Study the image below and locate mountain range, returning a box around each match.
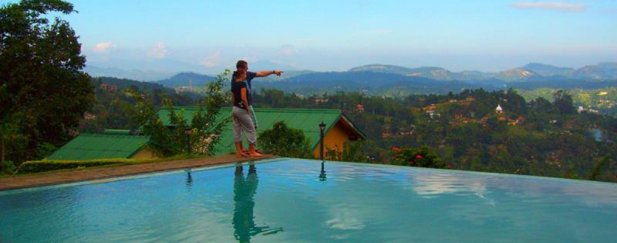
[88,62,617,95]
[348,62,617,82]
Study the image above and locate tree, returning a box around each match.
[0,113,24,172]
[553,90,576,115]
[529,97,554,113]
[0,0,94,163]
[258,121,311,158]
[341,141,369,162]
[131,71,231,156]
[588,156,611,181]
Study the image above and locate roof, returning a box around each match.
[47,134,150,160]
[157,107,366,155]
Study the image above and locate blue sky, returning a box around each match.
[5,0,617,74]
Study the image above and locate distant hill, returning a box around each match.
[94,76,173,93]
[155,72,216,88]
[255,71,499,95]
[574,63,617,80]
[523,63,574,77]
[88,62,617,96]
[261,62,617,95]
[508,80,617,90]
[453,70,497,82]
[349,64,417,75]
[348,62,617,83]
[94,76,205,102]
[85,65,173,81]
[350,65,455,80]
[497,67,539,82]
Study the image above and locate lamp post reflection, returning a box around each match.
[185,168,192,187]
[319,162,327,181]
[233,163,283,242]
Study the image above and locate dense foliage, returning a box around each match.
[129,71,231,156]
[518,87,617,117]
[80,77,194,133]
[42,70,617,182]
[258,121,312,158]
[0,0,94,167]
[250,88,617,182]
[391,146,444,168]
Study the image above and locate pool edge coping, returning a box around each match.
[0,154,277,191]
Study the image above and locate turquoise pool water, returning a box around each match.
[1,158,616,242]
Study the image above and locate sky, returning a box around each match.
[4,0,617,74]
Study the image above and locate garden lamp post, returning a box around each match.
[184,127,192,153]
[319,121,327,181]
[319,121,326,162]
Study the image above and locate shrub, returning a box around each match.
[391,146,445,168]
[1,160,17,175]
[36,143,57,159]
[259,121,312,158]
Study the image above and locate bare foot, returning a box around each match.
[249,151,263,158]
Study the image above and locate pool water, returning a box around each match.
[1,158,616,242]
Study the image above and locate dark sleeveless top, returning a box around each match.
[231,72,256,108]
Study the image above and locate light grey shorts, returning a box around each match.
[232,106,257,144]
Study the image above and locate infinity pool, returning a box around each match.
[1,158,616,242]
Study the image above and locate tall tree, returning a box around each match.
[130,71,231,156]
[553,90,576,115]
[0,0,94,163]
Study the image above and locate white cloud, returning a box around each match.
[200,51,221,68]
[149,42,169,59]
[279,45,297,56]
[93,41,114,53]
[512,2,586,12]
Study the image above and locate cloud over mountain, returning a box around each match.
[201,51,221,68]
[149,42,169,59]
[93,42,114,53]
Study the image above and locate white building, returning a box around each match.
[495,104,504,114]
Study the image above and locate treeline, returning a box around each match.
[42,79,617,182]
[14,68,617,182]
[81,77,195,132]
[2,1,94,169]
[518,87,617,117]
[251,88,617,182]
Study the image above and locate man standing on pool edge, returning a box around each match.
[231,60,283,157]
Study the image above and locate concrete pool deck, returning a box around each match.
[0,154,274,191]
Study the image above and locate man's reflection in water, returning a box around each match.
[233,162,283,242]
